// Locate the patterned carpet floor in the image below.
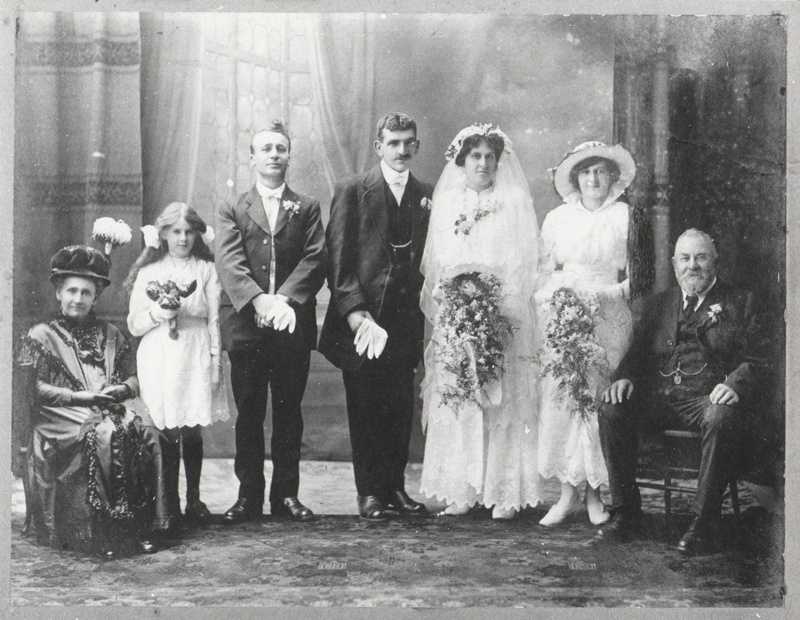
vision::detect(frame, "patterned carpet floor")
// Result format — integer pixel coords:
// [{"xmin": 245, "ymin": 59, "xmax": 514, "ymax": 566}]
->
[{"xmin": 10, "ymin": 461, "xmax": 784, "ymax": 608}]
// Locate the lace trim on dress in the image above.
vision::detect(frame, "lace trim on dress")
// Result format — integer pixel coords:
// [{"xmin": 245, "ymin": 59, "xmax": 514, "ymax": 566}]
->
[
  {"xmin": 18, "ymin": 335, "xmax": 84, "ymax": 392},
  {"xmin": 52, "ymin": 313, "xmax": 106, "ymax": 369}
]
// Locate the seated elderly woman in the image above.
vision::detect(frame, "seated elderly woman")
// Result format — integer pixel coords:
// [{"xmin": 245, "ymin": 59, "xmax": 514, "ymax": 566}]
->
[{"xmin": 15, "ymin": 245, "xmax": 170, "ymax": 558}]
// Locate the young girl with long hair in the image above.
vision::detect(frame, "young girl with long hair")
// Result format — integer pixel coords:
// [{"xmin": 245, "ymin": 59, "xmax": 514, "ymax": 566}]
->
[{"xmin": 125, "ymin": 202, "xmax": 229, "ymax": 527}]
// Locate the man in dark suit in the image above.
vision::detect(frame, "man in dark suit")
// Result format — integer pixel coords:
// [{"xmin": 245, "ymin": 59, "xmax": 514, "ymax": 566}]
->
[
  {"xmin": 597, "ymin": 228, "xmax": 768, "ymax": 554},
  {"xmin": 318, "ymin": 112, "xmax": 433, "ymax": 522},
  {"xmin": 215, "ymin": 120, "xmax": 326, "ymax": 524}
]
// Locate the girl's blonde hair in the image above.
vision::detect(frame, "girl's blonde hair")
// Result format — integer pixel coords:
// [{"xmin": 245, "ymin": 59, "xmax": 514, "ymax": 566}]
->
[{"xmin": 123, "ymin": 202, "xmax": 213, "ymax": 294}]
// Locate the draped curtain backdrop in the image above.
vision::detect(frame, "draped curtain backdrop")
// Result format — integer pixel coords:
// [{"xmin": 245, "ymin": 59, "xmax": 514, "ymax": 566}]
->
[
  {"xmin": 307, "ymin": 14, "xmax": 614, "ymax": 223},
  {"xmin": 308, "ymin": 14, "xmax": 377, "ymax": 187},
  {"xmin": 139, "ymin": 14, "xmax": 205, "ymax": 227},
  {"xmin": 15, "ymin": 12, "xmax": 144, "ymax": 329}
]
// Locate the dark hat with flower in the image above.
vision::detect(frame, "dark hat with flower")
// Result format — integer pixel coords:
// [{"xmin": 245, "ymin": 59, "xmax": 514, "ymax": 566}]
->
[{"xmin": 49, "ymin": 245, "xmax": 112, "ymax": 289}]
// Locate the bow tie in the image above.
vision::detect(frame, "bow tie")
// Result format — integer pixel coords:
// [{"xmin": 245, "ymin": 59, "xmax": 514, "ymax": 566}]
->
[
  {"xmin": 387, "ymin": 174, "xmax": 408, "ymax": 188},
  {"xmin": 261, "ymin": 188, "xmax": 283, "ymax": 199}
]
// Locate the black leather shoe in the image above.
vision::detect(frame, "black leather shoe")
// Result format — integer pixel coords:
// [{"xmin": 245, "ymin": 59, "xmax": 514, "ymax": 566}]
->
[
  {"xmin": 184, "ymin": 499, "xmax": 212, "ymax": 523},
  {"xmin": 386, "ymin": 489, "xmax": 428, "ymax": 515},
  {"xmin": 358, "ymin": 495, "xmax": 388, "ymax": 522},
  {"xmin": 271, "ymin": 497, "xmax": 315, "ymax": 522},
  {"xmin": 137, "ymin": 539, "xmax": 158, "ymax": 555},
  {"xmin": 223, "ymin": 497, "xmax": 263, "ymax": 525},
  {"xmin": 677, "ymin": 515, "xmax": 716, "ymax": 556},
  {"xmin": 596, "ymin": 510, "xmax": 644, "ymax": 542}
]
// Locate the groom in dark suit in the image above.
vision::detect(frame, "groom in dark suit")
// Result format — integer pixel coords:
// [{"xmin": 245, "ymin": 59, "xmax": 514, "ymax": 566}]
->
[
  {"xmin": 216, "ymin": 120, "xmax": 326, "ymax": 524},
  {"xmin": 319, "ymin": 112, "xmax": 433, "ymax": 522},
  {"xmin": 597, "ymin": 228, "xmax": 768, "ymax": 554}
]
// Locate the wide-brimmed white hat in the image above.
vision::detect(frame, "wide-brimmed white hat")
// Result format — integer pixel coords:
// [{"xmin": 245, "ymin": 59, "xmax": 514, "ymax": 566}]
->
[{"xmin": 552, "ymin": 141, "xmax": 636, "ymax": 200}]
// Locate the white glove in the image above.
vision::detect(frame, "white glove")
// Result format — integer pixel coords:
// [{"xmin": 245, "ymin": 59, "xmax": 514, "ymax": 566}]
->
[
  {"xmin": 354, "ymin": 318, "xmax": 388, "ymax": 359},
  {"xmin": 149, "ymin": 303, "xmax": 178, "ymax": 323},
  {"xmin": 265, "ymin": 297, "xmax": 296, "ymax": 333},
  {"xmin": 598, "ymin": 280, "xmax": 629, "ymax": 302}
]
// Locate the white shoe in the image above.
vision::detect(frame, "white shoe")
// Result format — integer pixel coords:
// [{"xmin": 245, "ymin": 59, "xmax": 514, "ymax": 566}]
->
[
  {"xmin": 435, "ymin": 502, "xmax": 471, "ymax": 517},
  {"xmin": 538, "ymin": 497, "xmax": 582, "ymax": 527},
  {"xmin": 492, "ymin": 506, "xmax": 517, "ymax": 520},
  {"xmin": 585, "ymin": 487, "xmax": 611, "ymax": 526}
]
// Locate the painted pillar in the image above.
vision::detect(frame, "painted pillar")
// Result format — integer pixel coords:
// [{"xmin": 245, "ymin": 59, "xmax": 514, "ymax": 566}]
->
[{"xmin": 651, "ymin": 16, "xmax": 672, "ymax": 293}]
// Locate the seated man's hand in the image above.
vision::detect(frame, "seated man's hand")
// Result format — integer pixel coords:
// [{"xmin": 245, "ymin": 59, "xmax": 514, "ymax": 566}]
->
[
  {"xmin": 710, "ymin": 383, "xmax": 739, "ymax": 406},
  {"xmin": 601, "ymin": 379, "xmax": 634, "ymax": 404}
]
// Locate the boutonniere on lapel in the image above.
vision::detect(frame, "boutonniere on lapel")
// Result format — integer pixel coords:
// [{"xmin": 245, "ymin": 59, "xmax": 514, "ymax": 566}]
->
[
  {"xmin": 706, "ymin": 303, "xmax": 723, "ymax": 325},
  {"xmin": 281, "ymin": 199, "xmax": 301, "ymax": 219},
  {"xmin": 696, "ymin": 303, "xmax": 723, "ymax": 333},
  {"xmin": 420, "ymin": 197, "xmax": 432, "ymax": 213}
]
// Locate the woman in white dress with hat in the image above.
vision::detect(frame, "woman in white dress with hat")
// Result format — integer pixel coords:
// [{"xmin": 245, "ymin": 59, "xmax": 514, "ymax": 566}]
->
[{"xmin": 535, "ymin": 141, "xmax": 647, "ymax": 527}]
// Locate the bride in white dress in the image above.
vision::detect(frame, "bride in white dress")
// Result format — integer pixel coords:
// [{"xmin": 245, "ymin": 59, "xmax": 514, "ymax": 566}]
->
[
  {"xmin": 419, "ymin": 124, "xmax": 541, "ymax": 519},
  {"xmin": 535, "ymin": 141, "xmax": 638, "ymax": 526}
]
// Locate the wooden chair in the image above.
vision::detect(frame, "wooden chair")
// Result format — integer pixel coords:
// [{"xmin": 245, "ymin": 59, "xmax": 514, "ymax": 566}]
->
[{"xmin": 637, "ymin": 429, "xmax": 740, "ymax": 518}]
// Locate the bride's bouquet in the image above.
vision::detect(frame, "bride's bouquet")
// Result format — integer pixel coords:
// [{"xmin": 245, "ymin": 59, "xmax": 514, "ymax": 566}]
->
[
  {"xmin": 435, "ymin": 271, "xmax": 514, "ymax": 413},
  {"xmin": 145, "ymin": 280, "xmax": 197, "ymax": 340},
  {"xmin": 541, "ymin": 287, "xmax": 606, "ymax": 422}
]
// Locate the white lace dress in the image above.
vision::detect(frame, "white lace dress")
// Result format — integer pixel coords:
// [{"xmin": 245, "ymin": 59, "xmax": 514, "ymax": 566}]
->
[
  {"xmin": 535, "ymin": 198, "xmax": 633, "ymax": 489},
  {"xmin": 419, "ymin": 183, "xmax": 541, "ymax": 511},
  {"xmin": 128, "ymin": 256, "xmax": 230, "ymax": 429}
]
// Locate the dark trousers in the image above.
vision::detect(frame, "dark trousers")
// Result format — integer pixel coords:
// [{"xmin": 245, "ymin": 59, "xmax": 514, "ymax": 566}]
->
[
  {"xmin": 342, "ymin": 334, "xmax": 418, "ymax": 498},
  {"xmin": 598, "ymin": 392, "xmax": 749, "ymax": 519},
  {"xmin": 228, "ymin": 335, "xmax": 311, "ymax": 506}
]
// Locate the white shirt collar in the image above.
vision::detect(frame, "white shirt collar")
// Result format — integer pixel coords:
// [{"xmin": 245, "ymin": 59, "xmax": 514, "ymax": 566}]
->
[
  {"xmin": 681, "ymin": 277, "xmax": 717, "ymax": 309},
  {"xmin": 256, "ymin": 180, "xmax": 285, "ymax": 199},
  {"xmin": 380, "ymin": 160, "xmax": 409, "ymax": 186}
]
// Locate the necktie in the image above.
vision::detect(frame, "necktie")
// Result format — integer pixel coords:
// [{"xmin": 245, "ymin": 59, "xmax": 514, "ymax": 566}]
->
[{"xmin": 683, "ymin": 294, "xmax": 699, "ymax": 319}]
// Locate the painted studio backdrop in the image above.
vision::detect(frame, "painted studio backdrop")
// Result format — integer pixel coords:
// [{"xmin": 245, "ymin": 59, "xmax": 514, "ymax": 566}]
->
[{"xmin": 13, "ymin": 12, "xmax": 785, "ymax": 461}]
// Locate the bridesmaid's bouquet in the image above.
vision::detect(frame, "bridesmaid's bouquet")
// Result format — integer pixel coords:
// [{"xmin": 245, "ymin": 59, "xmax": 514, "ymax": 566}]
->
[
  {"xmin": 145, "ymin": 280, "xmax": 197, "ymax": 340},
  {"xmin": 435, "ymin": 272, "xmax": 514, "ymax": 412},
  {"xmin": 541, "ymin": 287, "xmax": 606, "ymax": 422}
]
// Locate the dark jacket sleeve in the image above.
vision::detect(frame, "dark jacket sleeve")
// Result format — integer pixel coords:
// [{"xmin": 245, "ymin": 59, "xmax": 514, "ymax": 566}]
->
[
  {"xmin": 326, "ymin": 178, "xmax": 367, "ymax": 318},
  {"xmin": 722, "ymin": 289, "xmax": 769, "ymax": 402},
  {"xmin": 215, "ymin": 197, "xmax": 265, "ymax": 312},
  {"xmin": 276, "ymin": 198, "xmax": 327, "ymax": 306}
]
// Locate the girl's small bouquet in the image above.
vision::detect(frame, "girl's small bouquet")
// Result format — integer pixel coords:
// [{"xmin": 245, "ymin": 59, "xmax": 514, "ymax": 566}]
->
[
  {"xmin": 541, "ymin": 287, "xmax": 607, "ymax": 422},
  {"xmin": 145, "ymin": 280, "xmax": 197, "ymax": 340},
  {"xmin": 435, "ymin": 271, "xmax": 515, "ymax": 412}
]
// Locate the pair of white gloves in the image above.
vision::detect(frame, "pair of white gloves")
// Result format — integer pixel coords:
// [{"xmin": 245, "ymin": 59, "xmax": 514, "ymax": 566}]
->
[
  {"xmin": 253, "ymin": 293, "xmax": 297, "ymax": 333},
  {"xmin": 352, "ymin": 314, "xmax": 388, "ymax": 359}
]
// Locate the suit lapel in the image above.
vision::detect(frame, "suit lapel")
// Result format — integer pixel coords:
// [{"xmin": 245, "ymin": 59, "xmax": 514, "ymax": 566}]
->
[
  {"xmin": 363, "ymin": 166, "xmax": 391, "ymax": 259},
  {"xmin": 245, "ymin": 186, "xmax": 271, "ymax": 236},
  {"xmin": 407, "ymin": 174, "xmax": 426, "ymax": 263}
]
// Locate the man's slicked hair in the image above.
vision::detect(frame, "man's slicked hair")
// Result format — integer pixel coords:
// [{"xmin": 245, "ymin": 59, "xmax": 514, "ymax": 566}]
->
[
  {"xmin": 376, "ymin": 112, "xmax": 417, "ymax": 142},
  {"xmin": 251, "ymin": 119, "xmax": 292, "ymax": 154}
]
